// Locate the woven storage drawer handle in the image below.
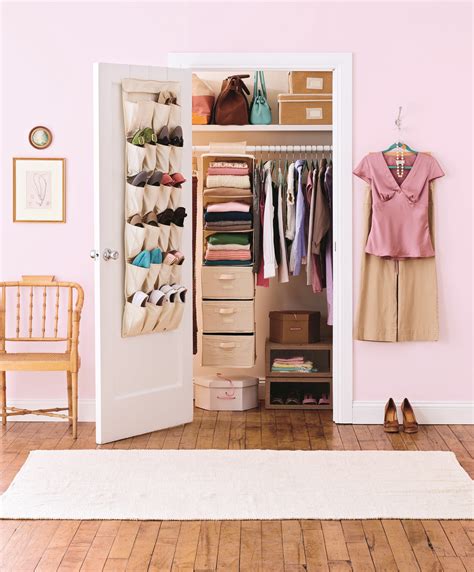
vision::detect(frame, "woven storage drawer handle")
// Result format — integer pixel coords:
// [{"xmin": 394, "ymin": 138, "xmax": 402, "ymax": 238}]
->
[
  {"xmin": 218, "ymin": 274, "xmax": 235, "ymax": 280},
  {"xmin": 289, "ymin": 327, "xmax": 302, "ymax": 331},
  {"xmin": 219, "ymin": 308, "xmax": 236, "ymax": 315},
  {"xmin": 219, "ymin": 342, "xmax": 237, "ymax": 349}
]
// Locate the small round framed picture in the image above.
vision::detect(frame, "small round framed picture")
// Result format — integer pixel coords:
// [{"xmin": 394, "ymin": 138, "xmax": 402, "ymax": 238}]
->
[{"xmin": 29, "ymin": 126, "xmax": 53, "ymax": 150}]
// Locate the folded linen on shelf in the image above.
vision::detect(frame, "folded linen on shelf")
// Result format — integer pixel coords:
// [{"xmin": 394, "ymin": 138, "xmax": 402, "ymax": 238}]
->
[
  {"xmin": 271, "ymin": 356, "xmax": 317, "ymax": 373},
  {"xmin": 204, "ymin": 211, "xmax": 252, "ymax": 222},
  {"xmin": 206, "ymin": 174, "xmax": 251, "ymax": 189},
  {"xmin": 207, "ymin": 243, "xmax": 251, "ymax": 251},
  {"xmin": 207, "ymin": 167, "xmax": 250, "ymax": 176},
  {"xmin": 205, "ymin": 250, "xmax": 252, "ymax": 261},
  {"xmin": 205, "ymin": 223, "xmax": 252, "ymax": 231},
  {"xmin": 206, "ymin": 201, "xmax": 250, "ymax": 213},
  {"xmin": 204, "ymin": 260, "xmax": 252, "ymax": 266},
  {"xmin": 203, "ymin": 187, "xmax": 252, "ymax": 198},
  {"xmin": 208, "ymin": 233, "xmax": 251, "ymax": 246},
  {"xmin": 209, "ymin": 161, "xmax": 248, "ymax": 169}
]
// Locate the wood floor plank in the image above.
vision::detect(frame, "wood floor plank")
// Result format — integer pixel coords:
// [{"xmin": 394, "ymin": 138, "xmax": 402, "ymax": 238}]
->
[
  {"xmin": 321, "ymin": 521, "xmax": 349, "ymax": 562},
  {"xmin": 362, "ymin": 520, "xmax": 398, "ymax": 571},
  {"xmin": 275, "ymin": 410, "xmax": 294, "ymax": 450},
  {"xmin": 194, "ymin": 521, "xmax": 221, "ymax": 571},
  {"xmin": 289, "ymin": 411, "xmax": 311, "ymax": 450},
  {"xmin": 282, "ymin": 520, "xmax": 306, "ymax": 567},
  {"xmin": 245, "ymin": 408, "xmax": 262, "ymax": 449},
  {"xmin": 126, "ymin": 521, "xmax": 161, "ymax": 570},
  {"xmin": 57, "ymin": 521, "xmax": 101, "ymax": 571},
  {"xmin": 212, "ymin": 411, "xmax": 232, "ymax": 449},
  {"xmin": 261, "ymin": 521, "xmax": 284, "ymax": 572},
  {"xmin": 149, "ymin": 521, "xmax": 180, "ymax": 572},
  {"xmin": 0, "ymin": 521, "xmax": 21, "ymax": 551},
  {"xmin": 171, "ymin": 521, "xmax": 201, "ymax": 571},
  {"xmin": 195, "ymin": 411, "xmax": 218, "ymax": 449},
  {"xmin": 36, "ymin": 521, "xmax": 81, "ymax": 571},
  {"xmin": 301, "ymin": 520, "xmax": 329, "ymax": 571},
  {"xmin": 440, "ymin": 521, "xmax": 474, "ymax": 558},
  {"xmin": 438, "ymin": 556, "xmax": 467, "ymax": 571},
  {"xmin": 381, "ymin": 519, "xmax": 420, "ymax": 571},
  {"xmin": 10, "ymin": 521, "xmax": 59, "ymax": 571},
  {"xmin": 228, "ymin": 411, "xmax": 245, "ymax": 450},
  {"xmin": 261, "ymin": 408, "xmax": 278, "ymax": 449},
  {"xmin": 240, "ymin": 521, "xmax": 262, "ymax": 571},
  {"xmin": 216, "ymin": 520, "xmax": 241, "ymax": 572},
  {"xmin": 0, "ymin": 522, "xmax": 36, "ymax": 571},
  {"xmin": 179, "ymin": 410, "xmax": 203, "ymax": 450},
  {"xmin": 107, "ymin": 521, "xmax": 140, "ymax": 561},
  {"xmin": 80, "ymin": 530, "xmax": 116, "ymax": 570},
  {"xmin": 338, "ymin": 425, "xmax": 361, "ymax": 450},
  {"xmin": 346, "ymin": 541, "xmax": 375, "ymax": 571},
  {"xmin": 402, "ymin": 520, "xmax": 442, "ymax": 571},
  {"xmin": 422, "ymin": 520, "xmax": 457, "ymax": 558}
]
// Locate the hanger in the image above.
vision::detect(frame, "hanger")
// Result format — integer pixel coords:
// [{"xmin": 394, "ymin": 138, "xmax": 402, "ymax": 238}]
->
[{"xmin": 382, "ymin": 107, "xmax": 417, "ymax": 170}]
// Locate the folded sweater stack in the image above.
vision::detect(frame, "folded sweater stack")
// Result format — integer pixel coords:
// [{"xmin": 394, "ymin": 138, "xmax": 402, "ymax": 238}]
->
[
  {"xmin": 271, "ymin": 356, "xmax": 317, "ymax": 373},
  {"xmin": 204, "ymin": 200, "xmax": 252, "ymax": 231},
  {"xmin": 204, "ymin": 232, "xmax": 252, "ymax": 266}
]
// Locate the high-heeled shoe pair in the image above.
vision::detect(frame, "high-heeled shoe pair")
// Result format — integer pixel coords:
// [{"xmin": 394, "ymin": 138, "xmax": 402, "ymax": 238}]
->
[{"xmin": 384, "ymin": 397, "xmax": 419, "ymax": 434}]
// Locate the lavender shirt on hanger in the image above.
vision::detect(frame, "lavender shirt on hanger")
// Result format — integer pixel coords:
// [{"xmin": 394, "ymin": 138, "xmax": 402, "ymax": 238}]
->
[{"xmin": 289, "ymin": 159, "xmax": 306, "ymax": 275}]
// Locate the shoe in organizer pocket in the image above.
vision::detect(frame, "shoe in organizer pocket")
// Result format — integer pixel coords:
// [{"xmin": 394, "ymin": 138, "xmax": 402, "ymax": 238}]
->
[
  {"xmin": 125, "ymin": 222, "xmax": 145, "ymax": 259},
  {"xmin": 123, "ymin": 100, "xmax": 155, "ymax": 136},
  {"xmin": 143, "ymin": 263, "xmax": 161, "ymax": 292},
  {"xmin": 122, "ymin": 301, "xmax": 147, "ymax": 337},
  {"xmin": 126, "ymin": 141, "xmax": 146, "ymax": 177}
]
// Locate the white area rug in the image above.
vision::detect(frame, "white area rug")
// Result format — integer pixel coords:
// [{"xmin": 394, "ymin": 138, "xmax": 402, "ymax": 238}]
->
[{"xmin": 1, "ymin": 450, "xmax": 472, "ymax": 520}]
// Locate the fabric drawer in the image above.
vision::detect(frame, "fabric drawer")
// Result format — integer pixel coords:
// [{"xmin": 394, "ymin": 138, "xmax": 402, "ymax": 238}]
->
[
  {"xmin": 201, "ymin": 266, "xmax": 254, "ymax": 299},
  {"xmin": 202, "ymin": 334, "xmax": 255, "ymax": 368},
  {"xmin": 202, "ymin": 300, "xmax": 254, "ymax": 333}
]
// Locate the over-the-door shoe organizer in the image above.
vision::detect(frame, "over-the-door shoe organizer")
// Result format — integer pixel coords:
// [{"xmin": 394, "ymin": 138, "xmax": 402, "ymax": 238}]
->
[{"xmin": 121, "ymin": 78, "xmax": 186, "ymax": 337}]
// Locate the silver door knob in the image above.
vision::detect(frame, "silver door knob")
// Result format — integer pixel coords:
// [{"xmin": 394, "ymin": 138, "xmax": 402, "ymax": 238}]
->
[
  {"xmin": 103, "ymin": 248, "xmax": 119, "ymax": 261},
  {"xmin": 90, "ymin": 250, "xmax": 99, "ymax": 260}
]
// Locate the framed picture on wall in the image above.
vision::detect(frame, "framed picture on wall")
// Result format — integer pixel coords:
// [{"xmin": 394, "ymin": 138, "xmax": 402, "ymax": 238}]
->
[{"xmin": 13, "ymin": 158, "xmax": 66, "ymax": 222}]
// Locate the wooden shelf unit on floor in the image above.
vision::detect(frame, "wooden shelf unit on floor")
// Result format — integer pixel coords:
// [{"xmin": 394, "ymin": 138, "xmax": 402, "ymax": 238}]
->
[{"xmin": 265, "ymin": 339, "xmax": 333, "ymax": 410}]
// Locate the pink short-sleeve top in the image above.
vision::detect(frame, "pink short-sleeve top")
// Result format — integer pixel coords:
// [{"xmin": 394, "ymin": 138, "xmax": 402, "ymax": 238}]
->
[{"xmin": 353, "ymin": 152, "xmax": 444, "ymax": 259}]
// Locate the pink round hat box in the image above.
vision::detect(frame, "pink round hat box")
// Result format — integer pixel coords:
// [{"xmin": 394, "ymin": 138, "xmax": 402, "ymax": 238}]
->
[{"xmin": 194, "ymin": 374, "xmax": 259, "ymax": 411}]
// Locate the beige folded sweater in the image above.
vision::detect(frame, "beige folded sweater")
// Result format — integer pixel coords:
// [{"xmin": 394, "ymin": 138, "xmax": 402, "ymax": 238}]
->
[{"xmin": 206, "ymin": 174, "xmax": 251, "ymax": 189}]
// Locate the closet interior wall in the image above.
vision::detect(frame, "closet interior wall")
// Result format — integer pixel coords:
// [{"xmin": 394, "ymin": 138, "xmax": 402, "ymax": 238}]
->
[{"xmin": 192, "ymin": 69, "xmax": 333, "ymax": 381}]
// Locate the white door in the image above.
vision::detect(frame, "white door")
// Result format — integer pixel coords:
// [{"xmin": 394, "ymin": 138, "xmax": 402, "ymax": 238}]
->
[{"xmin": 93, "ymin": 63, "xmax": 193, "ymax": 444}]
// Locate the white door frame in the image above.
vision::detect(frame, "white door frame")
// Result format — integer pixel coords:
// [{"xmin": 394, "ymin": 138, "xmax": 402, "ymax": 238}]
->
[{"xmin": 169, "ymin": 52, "xmax": 353, "ymax": 423}]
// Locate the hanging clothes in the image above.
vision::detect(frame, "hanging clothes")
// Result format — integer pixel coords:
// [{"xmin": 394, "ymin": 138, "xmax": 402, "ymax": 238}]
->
[
  {"xmin": 307, "ymin": 164, "xmax": 324, "ymax": 293},
  {"xmin": 276, "ymin": 166, "xmax": 289, "ymax": 283},
  {"xmin": 305, "ymin": 166, "xmax": 315, "ymax": 286},
  {"xmin": 263, "ymin": 160, "xmax": 277, "ymax": 279},
  {"xmin": 355, "ymin": 185, "xmax": 439, "ymax": 341},
  {"xmin": 285, "ymin": 162, "xmax": 296, "ymax": 241},
  {"xmin": 257, "ymin": 161, "xmax": 270, "ymax": 287},
  {"xmin": 289, "ymin": 159, "xmax": 306, "ymax": 276},
  {"xmin": 324, "ymin": 161, "xmax": 333, "ymax": 324},
  {"xmin": 252, "ymin": 162, "xmax": 262, "ymax": 274}
]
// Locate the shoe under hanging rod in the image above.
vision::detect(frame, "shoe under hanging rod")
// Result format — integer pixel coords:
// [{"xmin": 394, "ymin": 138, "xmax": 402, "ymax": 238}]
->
[{"xmin": 192, "ymin": 144, "xmax": 333, "ymax": 153}]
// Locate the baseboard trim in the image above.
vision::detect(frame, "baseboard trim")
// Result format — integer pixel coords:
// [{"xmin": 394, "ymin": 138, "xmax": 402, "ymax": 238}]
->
[
  {"xmin": 7, "ymin": 398, "xmax": 472, "ymax": 425},
  {"xmin": 353, "ymin": 400, "xmax": 474, "ymax": 425},
  {"xmin": 6, "ymin": 399, "xmax": 96, "ymax": 422}
]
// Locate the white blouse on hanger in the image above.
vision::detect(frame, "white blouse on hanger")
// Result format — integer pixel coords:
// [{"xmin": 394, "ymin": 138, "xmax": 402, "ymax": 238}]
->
[{"xmin": 263, "ymin": 160, "xmax": 277, "ymax": 279}]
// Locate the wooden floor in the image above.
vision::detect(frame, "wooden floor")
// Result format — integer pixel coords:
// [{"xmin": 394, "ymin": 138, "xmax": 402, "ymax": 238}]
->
[{"xmin": 0, "ymin": 405, "xmax": 473, "ymax": 571}]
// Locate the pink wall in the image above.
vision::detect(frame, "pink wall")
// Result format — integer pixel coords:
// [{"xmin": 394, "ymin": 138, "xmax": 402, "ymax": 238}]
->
[{"xmin": 1, "ymin": 2, "xmax": 472, "ymax": 405}]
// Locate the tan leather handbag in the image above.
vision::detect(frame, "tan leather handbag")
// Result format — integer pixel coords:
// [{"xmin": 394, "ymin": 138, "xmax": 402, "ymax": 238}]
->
[{"xmin": 213, "ymin": 75, "xmax": 250, "ymax": 125}]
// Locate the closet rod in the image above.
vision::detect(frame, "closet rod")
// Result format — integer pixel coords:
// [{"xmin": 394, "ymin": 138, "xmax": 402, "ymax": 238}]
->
[{"xmin": 192, "ymin": 144, "xmax": 333, "ymax": 153}]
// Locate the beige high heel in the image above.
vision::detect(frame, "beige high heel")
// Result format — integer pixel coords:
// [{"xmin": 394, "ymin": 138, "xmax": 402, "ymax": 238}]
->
[
  {"xmin": 384, "ymin": 398, "xmax": 399, "ymax": 433},
  {"xmin": 401, "ymin": 398, "xmax": 419, "ymax": 433}
]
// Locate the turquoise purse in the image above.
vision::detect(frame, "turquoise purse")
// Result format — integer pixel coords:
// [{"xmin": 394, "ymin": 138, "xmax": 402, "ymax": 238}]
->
[{"xmin": 250, "ymin": 71, "xmax": 272, "ymax": 125}]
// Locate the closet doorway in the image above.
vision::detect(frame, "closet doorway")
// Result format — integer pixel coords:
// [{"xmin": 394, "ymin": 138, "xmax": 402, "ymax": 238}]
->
[
  {"xmin": 93, "ymin": 53, "xmax": 352, "ymax": 444},
  {"xmin": 170, "ymin": 52, "xmax": 353, "ymax": 424}
]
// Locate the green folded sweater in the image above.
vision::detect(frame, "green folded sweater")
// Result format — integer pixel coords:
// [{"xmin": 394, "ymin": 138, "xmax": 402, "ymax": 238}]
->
[{"xmin": 207, "ymin": 232, "xmax": 251, "ymax": 246}]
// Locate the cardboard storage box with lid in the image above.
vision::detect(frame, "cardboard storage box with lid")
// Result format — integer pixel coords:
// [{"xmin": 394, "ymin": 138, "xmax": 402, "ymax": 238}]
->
[
  {"xmin": 269, "ymin": 311, "xmax": 321, "ymax": 344},
  {"xmin": 194, "ymin": 374, "xmax": 259, "ymax": 411}
]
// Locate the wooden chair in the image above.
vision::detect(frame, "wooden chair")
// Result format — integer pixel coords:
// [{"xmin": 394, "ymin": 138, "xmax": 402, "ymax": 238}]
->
[{"xmin": 0, "ymin": 276, "xmax": 84, "ymax": 437}]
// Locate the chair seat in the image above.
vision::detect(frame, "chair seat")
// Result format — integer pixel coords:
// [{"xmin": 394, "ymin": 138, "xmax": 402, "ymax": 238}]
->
[{"xmin": 0, "ymin": 352, "xmax": 73, "ymax": 372}]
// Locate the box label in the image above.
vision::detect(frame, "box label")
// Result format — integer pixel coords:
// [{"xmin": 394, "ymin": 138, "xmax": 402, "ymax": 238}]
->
[
  {"xmin": 306, "ymin": 77, "xmax": 324, "ymax": 90},
  {"xmin": 306, "ymin": 107, "xmax": 323, "ymax": 120}
]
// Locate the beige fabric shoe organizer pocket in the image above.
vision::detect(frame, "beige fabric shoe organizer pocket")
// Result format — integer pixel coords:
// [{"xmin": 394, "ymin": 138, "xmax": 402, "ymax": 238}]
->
[
  {"xmin": 122, "ymin": 77, "xmax": 186, "ymax": 337},
  {"xmin": 202, "ymin": 334, "xmax": 256, "ymax": 368},
  {"xmin": 125, "ymin": 183, "xmax": 144, "ymax": 218}
]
